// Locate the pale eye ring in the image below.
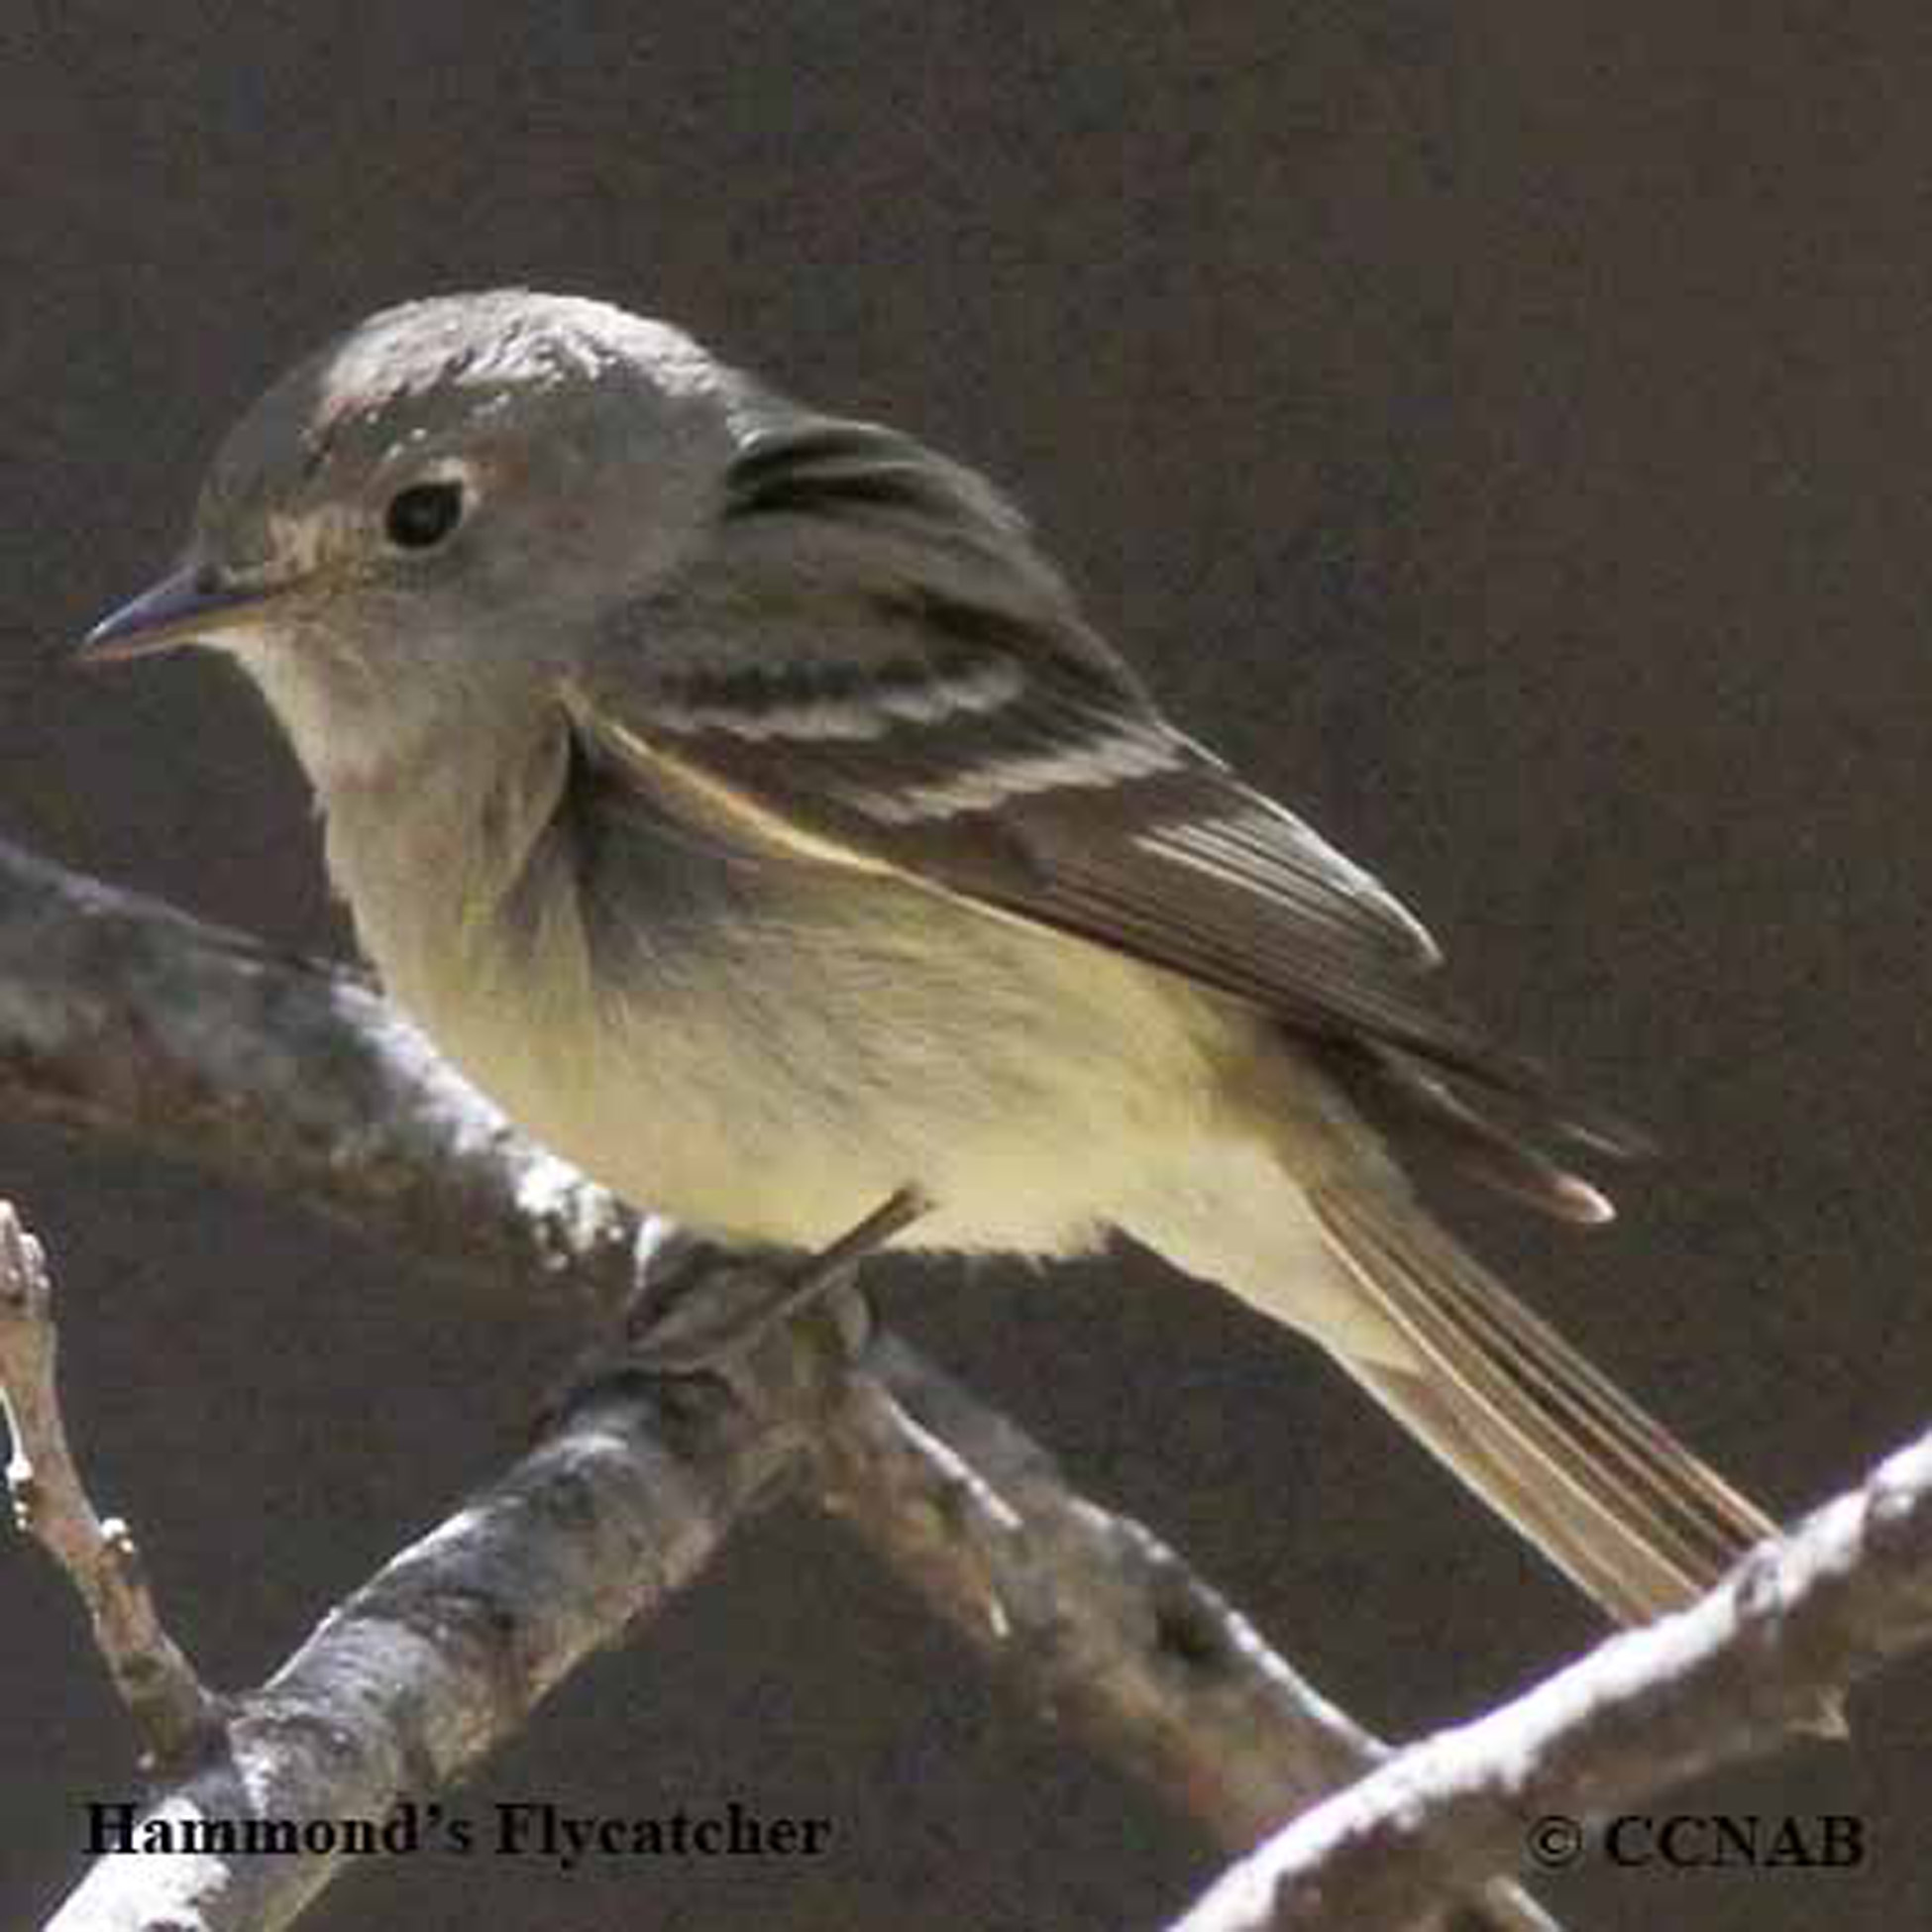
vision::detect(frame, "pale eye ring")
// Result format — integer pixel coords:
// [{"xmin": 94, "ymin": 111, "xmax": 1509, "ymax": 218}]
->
[{"xmin": 384, "ymin": 479, "xmax": 467, "ymax": 551}]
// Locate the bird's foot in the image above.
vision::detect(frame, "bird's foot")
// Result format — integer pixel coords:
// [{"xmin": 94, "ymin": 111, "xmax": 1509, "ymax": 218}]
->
[{"xmin": 538, "ymin": 1187, "xmax": 930, "ymax": 1431}]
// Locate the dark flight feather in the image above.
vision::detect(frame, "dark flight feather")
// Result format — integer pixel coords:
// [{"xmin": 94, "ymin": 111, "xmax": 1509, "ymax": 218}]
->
[{"xmin": 578, "ymin": 403, "xmax": 1637, "ymax": 1165}]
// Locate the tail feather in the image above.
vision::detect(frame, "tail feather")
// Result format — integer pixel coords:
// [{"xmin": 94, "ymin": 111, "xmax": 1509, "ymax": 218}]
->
[{"xmin": 1311, "ymin": 1183, "xmax": 1777, "ymax": 1626}]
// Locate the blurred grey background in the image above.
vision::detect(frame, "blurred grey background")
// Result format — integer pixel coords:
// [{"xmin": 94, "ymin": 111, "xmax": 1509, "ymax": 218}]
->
[{"xmin": 3, "ymin": 6, "xmax": 1926, "ymax": 1927}]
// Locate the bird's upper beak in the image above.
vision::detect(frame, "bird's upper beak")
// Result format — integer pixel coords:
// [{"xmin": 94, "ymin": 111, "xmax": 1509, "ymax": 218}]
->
[{"xmin": 77, "ymin": 565, "xmax": 278, "ymax": 666}]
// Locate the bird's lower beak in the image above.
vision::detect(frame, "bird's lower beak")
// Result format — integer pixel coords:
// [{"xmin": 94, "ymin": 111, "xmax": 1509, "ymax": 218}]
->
[{"xmin": 78, "ymin": 565, "xmax": 277, "ymax": 666}]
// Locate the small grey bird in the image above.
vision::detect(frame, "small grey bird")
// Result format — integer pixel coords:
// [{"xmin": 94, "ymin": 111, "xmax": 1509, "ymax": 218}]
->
[{"xmin": 84, "ymin": 289, "xmax": 1774, "ymax": 1623}]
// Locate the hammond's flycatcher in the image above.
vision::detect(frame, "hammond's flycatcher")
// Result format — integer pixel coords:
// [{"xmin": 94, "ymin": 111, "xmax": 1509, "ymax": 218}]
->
[{"xmin": 83, "ymin": 291, "xmax": 1774, "ymax": 1623}]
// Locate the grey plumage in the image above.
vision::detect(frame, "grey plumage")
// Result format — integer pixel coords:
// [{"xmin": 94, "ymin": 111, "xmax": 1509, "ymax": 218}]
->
[{"xmin": 84, "ymin": 289, "xmax": 1778, "ymax": 1623}]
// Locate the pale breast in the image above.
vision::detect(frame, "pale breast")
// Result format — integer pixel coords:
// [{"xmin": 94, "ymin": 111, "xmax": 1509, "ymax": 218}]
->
[{"xmin": 325, "ymin": 735, "xmax": 1242, "ymax": 1255}]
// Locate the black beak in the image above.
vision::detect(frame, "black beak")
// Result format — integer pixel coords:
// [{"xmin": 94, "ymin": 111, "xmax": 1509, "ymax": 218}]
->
[{"xmin": 77, "ymin": 566, "xmax": 274, "ymax": 666}]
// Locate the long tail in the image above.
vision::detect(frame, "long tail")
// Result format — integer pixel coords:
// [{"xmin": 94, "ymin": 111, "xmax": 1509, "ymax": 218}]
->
[{"xmin": 1310, "ymin": 1181, "xmax": 1775, "ymax": 1625}]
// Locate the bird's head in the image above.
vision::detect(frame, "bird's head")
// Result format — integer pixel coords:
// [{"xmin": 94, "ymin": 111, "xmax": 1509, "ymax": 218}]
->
[{"xmin": 82, "ymin": 289, "xmax": 740, "ymax": 783}]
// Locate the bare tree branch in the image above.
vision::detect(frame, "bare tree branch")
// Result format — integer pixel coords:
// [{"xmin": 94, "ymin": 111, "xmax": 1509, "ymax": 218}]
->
[
  {"xmin": 2, "ymin": 833, "xmax": 1554, "ymax": 1932},
  {"xmin": 1170, "ymin": 1427, "xmax": 1932, "ymax": 1932},
  {"xmin": 50, "ymin": 1332, "xmax": 833, "ymax": 1931},
  {"xmin": 822, "ymin": 1344, "xmax": 1561, "ymax": 1932},
  {"xmin": 0, "ymin": 1201, "xmax": 222, "ymax": 1767},
  {"xmin": 825, "ymin": 1339, "xmax": 1397, "ymax": 1847},
  {"xmin": 0, "ymin": 838, "xmax": 640, "ymax": 1313}
]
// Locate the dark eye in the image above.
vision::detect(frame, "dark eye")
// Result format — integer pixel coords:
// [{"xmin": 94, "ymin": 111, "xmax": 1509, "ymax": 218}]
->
[{"xmin": 384, "ymin": 480, "xmax": 466, "ymax": 551}]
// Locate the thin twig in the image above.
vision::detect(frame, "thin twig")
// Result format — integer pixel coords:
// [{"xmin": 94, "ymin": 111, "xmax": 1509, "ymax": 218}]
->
[
  {"xmin": 0, "ymin": 1200, "xmax": 221, "ymax": 1769},
  {"xmin": 1171, "ymin": 1427, "xmax": 1932, "ymax": 1932},
  {"xmin": 823, "ymin": 1341, "xmax": 1559, "ymax": 1932},
  {"xmin": 49, "ymin": 1339, "xmax": 828, "ymax": 1932}
]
